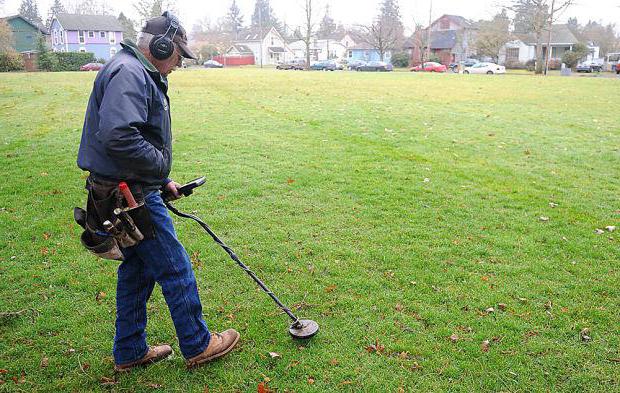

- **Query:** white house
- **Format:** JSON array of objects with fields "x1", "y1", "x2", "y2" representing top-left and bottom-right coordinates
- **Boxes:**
[
  {"x1": 499, "y1": 24, "x2": 600, "y2": 65},
  {"x1": 233, "y1": 26, "x2": 294, "y2": 66},
  {"x1": 288, "y1": 36, "x2": 347, "y2": 61}
]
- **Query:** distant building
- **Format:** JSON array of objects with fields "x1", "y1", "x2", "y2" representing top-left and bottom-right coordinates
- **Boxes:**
[
  {"x1": 1, "y1": 15, "x2": 50, "y2": 71},
  {"x1": 408, "y1": 14, "x2": 477, "y2": 65},
  {"x1": 49, "y1": 13, "x2": 123, "y2": 60},
  {"x1": 499, "y1": 24, "x2": 600, "y2": 65},
  {"x1": 232, "y1": 26, "x2": 294, "y2": 66}
]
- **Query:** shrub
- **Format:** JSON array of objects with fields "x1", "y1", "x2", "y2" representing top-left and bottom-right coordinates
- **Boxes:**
[
  {"x1": 390, "y1": 52, "x2": 410, "y2": 67},
  {"x1": 53, "y1": 52, "x2": 96, "y2": 71},
  {"x1": 0, "y1": 50, "x2": 24, "y2": 72},
  {"x1": 505, "y1": 60, "x2": 526, "y2": 69},
  {"x1": 38, "y1": 52, "x2": 59, "y2": 71},
  {"x1": 525, "y1": 59, "x2": 536, "y2": 71},
  {"x1": 548, "y1": 59, "x2": 562, "y2": 70},
  {"x1": 428, "y1": 55, "x2": 442, "y2": 64}
]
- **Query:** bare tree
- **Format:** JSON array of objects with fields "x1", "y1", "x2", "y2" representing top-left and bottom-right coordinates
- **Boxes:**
[
  {"x1": 475, "y1": 10, "x2": 511, "y2": 62},
  {"x1": 544, "y1": 0, "x2": 575, "y2": 74},
  {"x1": 508, "y1": 0, "x2": 574, "y2": 74},
  {"x1": 359, "y1": 0, "x2": 404, "y2": 62},
  {"x1": 298, "y1": 0, "x2": 317, "y2": 69},
  {"x1": 133, "y1": 0, "x2": 177, "y2": 27}
]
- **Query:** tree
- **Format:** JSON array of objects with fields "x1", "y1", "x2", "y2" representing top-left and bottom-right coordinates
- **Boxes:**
[
  {"x1": 0, "y1": 18, "x2": 14, "y2": 52},
  {"x1": 19, "y1": 0, "x2": 43, "y2": 25},
  {"x1": 474, "y1": 10, "x2": 511, "y2": 62},
  {"x1": 46, "y1": 0, "x2": 66, "y2": 27},
  {"x1": 118, "y1": 12, "x2": 137, "y2": 42},
  {"x1": 509, "y1": 0, "x2": 574, "y2": 74},
  {"x1": 298, "y1": 0, "x2": 317, "y2": 69},
  {"x1": 225, "y1": 0, "x2": 243, "y2": 40},
  {"x1": 317, "y1": 4, "x2": 336, "y2": 38},
  {"x1": 561, "y1": 42, "x2": 588, "y2": 68},
  {"x1": 251, "y1": 0, "x2": 280, "y2": 31},
  {"x1": 0, "y1": 19, "x2": 24, "y2": 72},
  {"x1": 133, "y1": 0, "x2": 177, "y2": 27},
  {"x1": 581, "y1": 20, "x2": 620, "y2": 57},
  {"x1": 359, "y1": 0, "x2": 404, "y2": 61}
]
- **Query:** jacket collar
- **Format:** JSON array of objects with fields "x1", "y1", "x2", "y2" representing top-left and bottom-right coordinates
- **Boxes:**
[{"x1": 120, "y1": 39, "x2": 168, "y2": 93}]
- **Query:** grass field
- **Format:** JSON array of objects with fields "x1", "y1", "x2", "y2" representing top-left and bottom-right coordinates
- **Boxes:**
[{"x1": 0, "y1": 68, "x2": 618, "y2": 392}]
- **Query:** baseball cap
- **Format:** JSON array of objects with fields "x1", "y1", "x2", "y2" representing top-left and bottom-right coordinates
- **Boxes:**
[{"x1": 141, "y1": 12, "x2": 197, "y2": 60}]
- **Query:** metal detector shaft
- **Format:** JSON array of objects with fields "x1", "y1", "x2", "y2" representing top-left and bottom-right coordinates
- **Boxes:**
[{"x1": 165, "y1": 201, "x2": 302, "y2": 327}]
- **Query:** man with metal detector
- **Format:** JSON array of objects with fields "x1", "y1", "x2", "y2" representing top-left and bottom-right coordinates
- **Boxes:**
[{"x1": 76, "y1": 12, "x2": 239, "y2": 371}]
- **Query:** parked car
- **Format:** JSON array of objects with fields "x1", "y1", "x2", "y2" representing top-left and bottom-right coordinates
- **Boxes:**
[
  {"x1": 449, "y1": 58, "x2": 478, "y2": 72},
  {"x1": 356, "y1": 61, "x2": 393, "y2": 72},
  {"x1": 203, "y1": 60, "x2": 223, "y2": 68},
  {"x1": 576, "y1": 61, "x2": 603, "y2": 73},
  {"x1": 616, "y1": 62, "x2": 620, "y2": 75},
  {"x1": 347, "y1": 59, "x2": 367, "y2": 70},
  {"x1": 79, "y1": 62, "x2": 104, "y2": 71},
  {"x1": 411, "y1": 62, "x2": 447, "y2": 73},
  {"x1": 276, "y1": 59, "x2": 305, "y2": 70},
  {"x1": 463, "y1": 62, "x2": 506, "y2": 75},
  {"x1": 310, "y1": 60, "x2": 338, "y2": 71}
]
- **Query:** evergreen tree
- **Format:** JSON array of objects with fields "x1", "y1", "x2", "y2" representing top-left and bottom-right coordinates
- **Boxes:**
[
  {"x1": 226, "y1": 0, "x2": 243, "y2": 39},
  {"x1": 118, "y1": 12, "x2": 137, "y2": 42},
  {"x1": 251, "y1": 0, "x2": 280, "y2": 31},
  {"x1": 379, "y1": 0, "x2": 404, "y2": 43},
  {"x1": 19, "y1": 0, "x2": 43, "y2": 25},
  {"x1": 317, "y1": 4, "x2": 336, "y2": 38},
  {"x1": 46, "y1": 0, "x2": 65, "y2": 27}
]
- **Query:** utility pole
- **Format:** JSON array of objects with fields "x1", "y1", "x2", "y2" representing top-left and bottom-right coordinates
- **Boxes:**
[
  {"x1": 259, "y1": 5, "x2": 263, "y2": 68},
  {"x1": 426, "y1": 0, "x2": 433, "y2": 63}
]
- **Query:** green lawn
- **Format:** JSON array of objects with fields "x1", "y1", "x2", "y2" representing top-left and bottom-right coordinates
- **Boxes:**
[{"x1": 0, "y1": 69, "x2": 618, "y2": 392}]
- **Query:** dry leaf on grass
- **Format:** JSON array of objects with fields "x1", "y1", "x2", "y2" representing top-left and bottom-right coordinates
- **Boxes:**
[
  {"x1": 268, "y1": 352, "x2": 280, "y2": 359},
  {"x1": 307, "y1": 377, "x2": 315, "y2": 384},
  {"x1": 40, "y1": 357, "x2": 48, "y2": 368},
  {"x1": 481, "y1": 340, "x2": 491, "y2": 352},
  {"x1": 324, "y1": 285, "x2": 336, "y2": 293},
  {"x1": 449, "y1": 334, "x2": 459, "y2": 343},
  {"x1": 100, "y1": 377, "x2": 118, "y2": 386},
  {"x1": 365, "y1": 339, "x2": 385, "y2": 354},
  {"x1": 329, "y1": 358, "x2": 339, "y2": 366}
]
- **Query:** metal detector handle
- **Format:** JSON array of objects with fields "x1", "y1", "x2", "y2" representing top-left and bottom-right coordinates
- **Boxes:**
[{"x1": 162, "y1": 176, "x2": 206, "y2": 201}]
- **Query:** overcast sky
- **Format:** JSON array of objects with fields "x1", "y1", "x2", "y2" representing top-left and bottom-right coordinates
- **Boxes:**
[{"x1": 2, "y1": 0, "x2": 620, "y2": 34}]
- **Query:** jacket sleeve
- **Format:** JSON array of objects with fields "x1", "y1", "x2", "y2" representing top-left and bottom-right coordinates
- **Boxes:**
[{"x1": 95, "y1": 65, "x2": 164, "y2": 178}]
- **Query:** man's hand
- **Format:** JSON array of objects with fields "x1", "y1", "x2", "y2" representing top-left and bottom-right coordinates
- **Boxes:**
[{"x1": 164, "y1": 181, "x2": 183, "y2": 201}]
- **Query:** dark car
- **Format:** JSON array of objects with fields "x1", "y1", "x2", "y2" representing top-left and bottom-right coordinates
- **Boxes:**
[
  {"x1": 277, "y1": 59, "x2": 305, "y2": 70},
  {"x1": 347, "y1": 59, "x2": 367, "y2": 70},
  {"x1": 310, "y1": 60, "x2": 338, "y2": 71},
  {"x1": 80, "y1": 62, "x2": 104, "y2": 71},
  {"x1": 356, "y1": 61, "x2": 393, "y2": 72},
  {"x1": 617, "y1": 62, "x2": 620, "y2": 75},
  {"x1": 203, "y1": 60, "x2": 223, "y2": 68},
  {"x1": 449, "y1": 58, "x2": 478, "y2": 72}
]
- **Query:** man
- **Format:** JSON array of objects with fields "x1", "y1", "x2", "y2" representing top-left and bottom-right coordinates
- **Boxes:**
[{"x1": 77, "y1": 12, "x2": 239, "y2": 371}]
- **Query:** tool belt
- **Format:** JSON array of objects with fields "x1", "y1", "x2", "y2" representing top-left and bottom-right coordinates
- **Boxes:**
[{"x1": 74, "y1": 176, "x2": 155, "y2": 261}]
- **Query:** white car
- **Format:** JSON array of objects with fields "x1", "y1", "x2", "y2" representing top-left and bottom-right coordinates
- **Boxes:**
[{"x1": 463, "y1": 62, "x2": 506, "y2": 75}]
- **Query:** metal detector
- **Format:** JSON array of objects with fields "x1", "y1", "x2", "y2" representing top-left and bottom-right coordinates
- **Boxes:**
[{"x1": 163, "y1": 178, "x2": 319, "y2": 340}]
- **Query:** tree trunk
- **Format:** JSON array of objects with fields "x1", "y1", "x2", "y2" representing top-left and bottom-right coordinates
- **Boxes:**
[{"x1": 535, "y1": 32, "x2": 544, "y2": 74}]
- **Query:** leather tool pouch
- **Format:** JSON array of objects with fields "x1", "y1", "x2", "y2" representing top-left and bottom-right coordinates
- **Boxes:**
[{"x1": 74, "y1": 177, "x2": 155, "y2": 261}]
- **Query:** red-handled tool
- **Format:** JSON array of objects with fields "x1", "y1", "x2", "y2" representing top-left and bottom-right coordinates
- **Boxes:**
[{"x1": 119, "y1": 182, "x2": 138, "y2": 208}]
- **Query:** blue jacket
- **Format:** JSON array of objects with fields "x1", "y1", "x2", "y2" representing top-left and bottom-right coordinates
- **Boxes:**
[{"x1": 77, "y1": 40, "x2": 172, "y2": 189}]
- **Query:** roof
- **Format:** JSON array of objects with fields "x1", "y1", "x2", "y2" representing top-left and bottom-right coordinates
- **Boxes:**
[
  {"x1": 54, "y1": 13, "x2": 123, "y2": 31},
  {"x1": 432, "y1": 14, "x2": 472, "y2": 29},
  {"x1": 517, "y1": 24, "x2": 581, "y2": 45},
  {"x1": 236, "y1": 26, "x2": 277, "y2": 42},
  {"x1": 430, "y1": 30, "x2": 457, "y2": 49},
  {"x1": 2, "y1": 15, "x2": 49, "y2": 34},
  {"x1": 268, "y1": 47, "x2": 285, "y2": 53},
  {"x1": 229, "y1": 44, "x2": 253, "y2": 54}
]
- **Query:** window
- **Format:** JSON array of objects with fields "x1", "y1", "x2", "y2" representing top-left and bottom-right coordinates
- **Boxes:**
[
  {"x1": 110, "y1": 47, "x2": 117, "y2": 57},
  {"x1": 109, "y1": 32, "x2": 116, "y2": 44},
  {"x1": 348, "y1": 50, "x2": 352, "y2": 58},
  {"x1": 271, "y1": 37, "x2": 275, "y2": 45},
  {"x1": 100, "y1": 31, "x2": 106, "y2": 38},
  {"x1": 78, "y1": 30, "x2": 85, "y2": 43},
  {"x1": 440, "y1": 19, "x2": 450, "y2": 30},
  {"x1": 60, "y1": 30, "x2": 64, "y2": 44},
  {"x1": 54, "y1": 30, "x2": 58, "y2": 45},
  {"x1": 88, "y1": 31, "x2": 94, "y2": 38},
  {"x1": 79, "y1": 47, "x2": 86, "y2": 53},
  {"x1": 506, "y1": 48, "x2": 519, "y2": 60}
]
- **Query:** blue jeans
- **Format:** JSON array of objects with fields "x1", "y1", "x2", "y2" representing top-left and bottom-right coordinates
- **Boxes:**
[{"x1": 113, "y1": 191, "x2": 211, "y2": 365}]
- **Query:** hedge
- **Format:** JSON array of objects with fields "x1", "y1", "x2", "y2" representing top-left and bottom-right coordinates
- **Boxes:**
[
  {"x1": 0, "y1": 50, "x2": 24, "y2": 72},
  {"x1": 39, "y1": 52, "x2": 96, "y2": 71}
]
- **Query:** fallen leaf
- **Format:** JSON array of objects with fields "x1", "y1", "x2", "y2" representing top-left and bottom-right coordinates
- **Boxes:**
[
  {"x1": 485, "y1": 307, "x2": 495, "y2": 314},
  {"x1": 481, "y1": 340, "x2": 491, "y2": 352},
  {"x1": 449, "y1": 334, "x2": 459, "y2": 343},
  {"x1": 329, "y1": 358, "x2": 339, "y2": 366},
  {"x1": 411, "y1": 362, "x2": 423, "y2": 371},
  {"x1": 324, "y1": 285, "x2": 336, "y2": 293},
  {"x1": 80, "y1": 362, "x2": 90, "y2": 372},
  {"x1": 268, "y1": 352, "x2": 280, "y2": 359},
  {"x1": 307, "y1": 377, "x2": 315, "y2": 384},
  {"x1": 11, "y1": 371, "x2": 25, "y2": 384},
  {"x1": 580, "y1": 328, "x2": 591, "y2": 342},
  {"x1": 40, "y1": 357, "x2": 49, "y2": 368},
  {"x1": 606, "y1": 226, "x2": 616, "y2": 232},
  {"x1": 481, "y1": 276, "x2": 490, "y2": 282},
  {"x1": 287, "y1": 178, "x2": 295, "y2": 184},
  {"x1": 146, "y1": 383, "x2": 162, "y2": 389},
  {"x1": 365, "y1": 339, "x2": 385, "y2": 354},
  {"x1": 498, "y1": 303, "x2": 507, "y2": 311},
  {"x1": 0, "y1": 370, "x2": 7, "y2": 374},
  {"x1": 339, "y1": 380, "x2": 353, "y2": 386},
  {"x1": 549, "y1": 202, "x2": 558, "y2": 208},
  {"x1": 539, "y1": 216, "x2": 549, "y2": 222},
  {"x1": 257, "y1": 382, "x2": 270, "y2": 393},
  {"x1": 594, "y1": 229, "x2": 605, "y2": 235},
  {"x1": 394, "y1": 303, "x2": 404, "y2": 312},
  {"x1": 95, "y1": 292, "x2": 106, "y2": 303},
  {"x1": 423, "y1": 178, "x2": 430, "y2": 183},
  {"x1": 43, "y1": 232, "x2": 51, "y2": 240}
]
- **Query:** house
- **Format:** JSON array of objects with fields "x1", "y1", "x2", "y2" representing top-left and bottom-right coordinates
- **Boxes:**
[
  {"x1": 408, "y1": 14, "x2": 477, "y2": 65},
  {"x1": 232, "y1": 26, "x2": 294, "y2": 66},
  {"x1": 288, "y1": 35, "x2": 347, "y2": 61},
  {"x1": 215, "y1": 44, "x2": 255, "y2": 66},
  {"x1": 1, "y1": 15, "x2": 50, "y2": 71},
  {"x1": 49, "y1": 13, "x2": 123, "y2": 60},
  {"x1": 499, "y1": 24, "x2": 599, "y2": 66},
  {"x1": 342, "y1": 31, "x2": 392, "y2": 63}
]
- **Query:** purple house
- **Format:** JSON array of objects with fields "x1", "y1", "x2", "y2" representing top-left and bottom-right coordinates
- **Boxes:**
[{"x1": 50, "y1": 13, "x2": 123, "y2": 60}]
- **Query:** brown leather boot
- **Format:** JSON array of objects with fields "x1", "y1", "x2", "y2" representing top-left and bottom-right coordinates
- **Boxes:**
[
  {"x1": 114, "y1": 345, "x2": 173, "y2": 372},
  {"x1": 185, "y1": 329, "x2": 240, "y2": 369}
]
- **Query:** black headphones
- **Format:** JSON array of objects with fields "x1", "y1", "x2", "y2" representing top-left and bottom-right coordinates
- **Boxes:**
[{"x1": 149, "y1": 11, "x2": 180, "y2": 60}]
